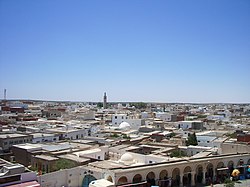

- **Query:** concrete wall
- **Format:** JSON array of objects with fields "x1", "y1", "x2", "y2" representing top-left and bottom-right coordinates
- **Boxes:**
[{"x1": 221, "y1": 142, "x2": 250, "y2": 154}]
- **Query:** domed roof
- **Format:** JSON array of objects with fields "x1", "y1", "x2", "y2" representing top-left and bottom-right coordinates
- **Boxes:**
[
  {"x1": 120, "y1": 152, "x2": 134, "y2": 162},
  {"x1": 119, "y1": 122, "x2": 131, "y2": 130}
]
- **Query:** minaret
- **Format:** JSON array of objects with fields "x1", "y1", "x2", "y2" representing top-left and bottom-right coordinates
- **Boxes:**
[
  {"x1": 4, "y1": 89, "x2": 6, "y2": 100},
  {"x1": 103, "y1": 92, "x2": 107, "y2": 109}
]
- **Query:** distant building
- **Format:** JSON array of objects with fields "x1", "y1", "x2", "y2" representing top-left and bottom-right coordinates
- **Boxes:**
[
  {"x1": 46, "y1": 126, "x2": 88, "y2": 140},
  {"x1": 42, "y1": 109, "x2": 62, "y2": 119},
  {"x1": 31, "y1": 133, "x2": 59, "y2": 143},
  {"x1": 112, "y1": 114, "x2": 144, "y2": 130},
  {"x1": 155, "y1": 112, "x2": 177, "y2": 122},
  {"x1": 0, "y1": 133, "x2": 33, "y2": 152},
  {"x1": 75, "y1": 109, "x2": 95, "y2": 120},
  {"x1": 237, "y1": 133, "x2": 250, "y2": 143},
  {"x1": 176, "y1": 121, "x2": 204, "y2": 130}
]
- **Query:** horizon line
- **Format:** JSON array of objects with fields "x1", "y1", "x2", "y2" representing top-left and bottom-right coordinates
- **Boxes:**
[{"x1": 1, "y1": 98, "x2": 250, "y2": 105}]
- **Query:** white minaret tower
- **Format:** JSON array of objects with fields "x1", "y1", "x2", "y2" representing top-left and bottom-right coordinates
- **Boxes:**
[
  {"x1": 4, "y1": 89, "x2": 6, "y2": 100},
  {"x1": 103, "y1": 92, "x2": 107, "y2": 109}
]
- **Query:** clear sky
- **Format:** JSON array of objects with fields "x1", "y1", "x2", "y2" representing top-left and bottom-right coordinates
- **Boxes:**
[{"x1": 0, "y1": 0, "x2": 250, "y2": 103}]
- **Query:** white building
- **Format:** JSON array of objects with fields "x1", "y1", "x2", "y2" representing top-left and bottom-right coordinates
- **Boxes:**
[
  {"x1": 207, "y1": 115, "x2": 225, "y2": 121},
  {"x1": 37, "y1": 153, "x2": 250, "y2": 187},
  {"x1": 196, "y1": 135, "x2": 217, "y2": 147},
  {"x1": 155, "y1": 112, "x2": 176, "y2": 122},
  {"x1": 112, "y1": 114, "x2": 144, "y2": 130},
  {"x1": 31, "y1": 133, "x2": 59, "y2": 143},
  {"x1": 195, "y1": 131, "x2": 227, "y2": 150},
  {"x1": 185, "y1": 145, "x2": 214, "y2": 156},
  {"x1": 176, "y1": 121, "x2": 203, "y2": 130},
  {"x1": 74, "y1": 146, "x2": 109, "y2": 161},
  {"x1": 46, "y1": 126, "x2": 88, "y2": 140}
]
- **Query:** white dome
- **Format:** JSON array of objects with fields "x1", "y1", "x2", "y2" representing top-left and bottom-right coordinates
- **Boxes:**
[
  {"x1": 119, "y1": 122, "x2": 131, "y2": 130},
  {"x1": 120, "y1": 153, "x2": 134, "y2": 162}
]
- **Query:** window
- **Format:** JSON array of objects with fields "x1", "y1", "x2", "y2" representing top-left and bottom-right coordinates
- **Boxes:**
[
  {"x1": 4, "y1": 142, "x2": 7, "y2": 145},
  {"x1": 149, "y1": 161, "x2": 153, "y2": 163},
  {"x1": 98, "y1": 156, "x2": 101, "y2": 160},
  {"x1": 115, "y1": 116, "x2": 117, "y2": 119},
  {"x1": 207, "y1": 141, "x2": 210, "y2": 143}
]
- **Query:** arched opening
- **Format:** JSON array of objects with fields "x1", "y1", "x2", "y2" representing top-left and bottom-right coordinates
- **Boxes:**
[
  {"x1": 196, "y1": 165, "x2": 203, "y2": 184},
  {"x1": 206, "y1": 163, "x2": 214, "y2": 185},
  {"x1": 82, "y1": 175, "x2": 96, "y2": 187},
  {"x1": 106, "y1": 175, "x2": 113, "y2": 183},
  {"x1": 172, "y1": 168, "x2": 180, "y2": 187},
  {"x1": 217, "y1": 162, "x2": 225, "y2": 169},
  {"x1": 183, "y1": 166, "x2": 192, "y2": 186},
  {"x1": 216, "y1": 162, "x2": 228, "y2": 183},
  {"x1": 159, "y1": 170, "x2": 168, "y2": 179},
  {"x1": 159, "y1": 170, "x2": 169, "y2": 187},
  {"x1": 227, "y1": 160, "x2": 234, "y2": 174},
  {"x1": 146, "y1": 172, "x2": 156, "y2": 186},
  {"x1": 118, "y1": 176, "x2": 128, "y2": 185},
  {"x1": 237, "y1": 159, "x2": 244, "y2": 166},
  {"x1": 133, "y1": 174, "x2": 142, "y2": 183}
]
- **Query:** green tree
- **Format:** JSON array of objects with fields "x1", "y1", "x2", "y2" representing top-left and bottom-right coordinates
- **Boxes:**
[
  {"x1": 170, "y1": 150, "x2": 187, "y2": 158},
  {"x1": 122, "y1": 134, "x2": 131, "y2": 139},
  {"x1": 110, "y1": 133, "x2": 119, "y2": 138},
  {"x1": 186, "y1": 132, "x2": 198, "y2": 146},
  {"x1": 55, "y1": 159, "x2": 76, "y2": 171},
  {"x1": 130, "y1": 102, "x2": 147, "y2": 109},
  {"x1": 97, "y1": 102, "x2": 103, "y2": 108},
  {"x1": 224, "y1": 178, "x2": 235, "y2": 187},
  {"x1": 169, "y1": 132, "x2": 176, "y2": 138},
  {"x1": 226, "y1": 132, "x2": 237, "y2": 139}
]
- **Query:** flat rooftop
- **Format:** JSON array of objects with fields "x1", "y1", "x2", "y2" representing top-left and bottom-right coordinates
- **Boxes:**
[
  {"x1": 0, "y1": 134, "x2": 30, "y2": 139},
  {"x1": 34, "y1": 155, "x2": 59, "y2": 161},
  {"x1": 58, "y1": 154, "x2": 90, "y2": 163},
  {"x1": 30, "y1": 133, "x2": 56, "y2": 138},
  {"x1": 12, "y1": 143, "x2": 42, "y2": 150}
]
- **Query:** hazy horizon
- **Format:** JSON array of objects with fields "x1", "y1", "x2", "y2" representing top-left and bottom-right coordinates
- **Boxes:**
[{"x1": 1, "y1": 0, "x2": 250, "y2": 103}]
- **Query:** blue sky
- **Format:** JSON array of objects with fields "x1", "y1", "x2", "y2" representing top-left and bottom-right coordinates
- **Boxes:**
[{"x1": 0, "y1": 0, "x2": 249, "y2": 103}]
